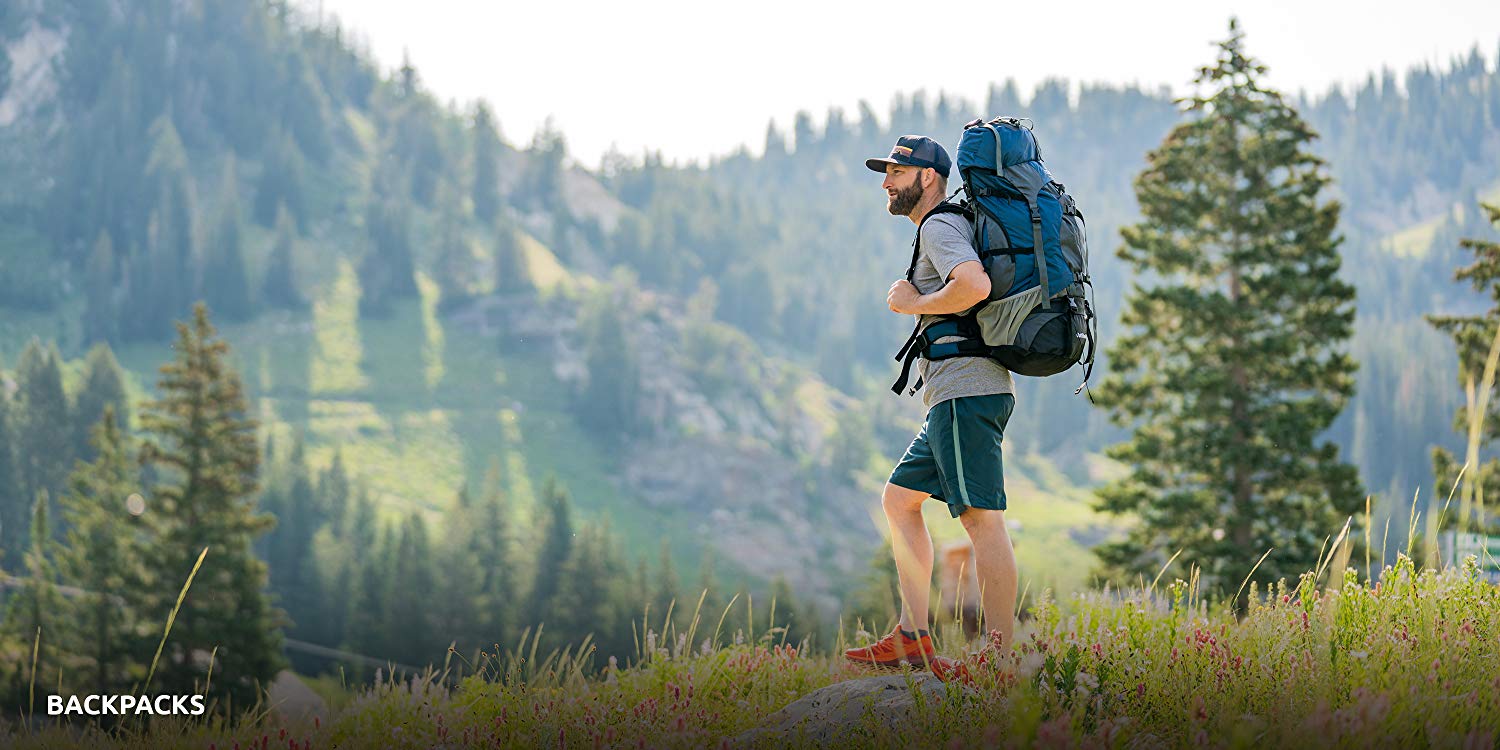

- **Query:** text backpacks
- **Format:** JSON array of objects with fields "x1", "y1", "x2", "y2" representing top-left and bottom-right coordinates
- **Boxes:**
[{"x1": 892, "y1": 117, "x2": 1098, "y2": 396}]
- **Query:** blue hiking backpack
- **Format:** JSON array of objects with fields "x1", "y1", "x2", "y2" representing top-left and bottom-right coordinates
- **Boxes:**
[{"x1": 892, "y1": 117, "x2": 1098, "y2": 396}]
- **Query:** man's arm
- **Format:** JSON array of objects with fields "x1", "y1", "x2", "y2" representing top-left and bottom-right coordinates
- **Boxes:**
[{"x1": 888, "y1": 260, "x2": 990, "y2": 315}]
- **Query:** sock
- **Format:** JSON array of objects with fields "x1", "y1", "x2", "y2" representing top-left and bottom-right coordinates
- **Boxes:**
[{"x1": 900, "y1": 628, "x2": 931, "y2": 640}]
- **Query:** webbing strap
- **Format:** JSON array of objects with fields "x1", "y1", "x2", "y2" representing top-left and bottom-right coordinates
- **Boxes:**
[{"x1": 1026, "y1": 196, "x2": 1049, "y2": 303}]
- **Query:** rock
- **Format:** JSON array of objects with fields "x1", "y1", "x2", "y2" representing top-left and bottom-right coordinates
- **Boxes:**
[
  {"x1": 733, "y1": 674, "x2": 975, "y2": 748},
  {"x1": 266, "y1": 670, "x2": 328, "y2": 723}
]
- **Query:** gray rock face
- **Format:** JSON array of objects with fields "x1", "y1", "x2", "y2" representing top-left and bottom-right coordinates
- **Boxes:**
[{"x1": 733, "y1": 674, "x2": 976, "y2": 748}]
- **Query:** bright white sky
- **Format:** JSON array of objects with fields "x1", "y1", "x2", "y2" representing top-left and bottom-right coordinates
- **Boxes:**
[{"x1": 304, "y1": 0, "x2": 1500, "y2": 168}]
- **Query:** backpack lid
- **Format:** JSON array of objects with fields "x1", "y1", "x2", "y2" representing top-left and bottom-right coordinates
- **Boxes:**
[{"x1": 956, "y1": 119, "x2": 1041, "y2": 175}]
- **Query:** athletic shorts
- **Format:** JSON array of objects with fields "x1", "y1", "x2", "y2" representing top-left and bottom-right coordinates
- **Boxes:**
[{"x1": 888, "y1": 392, "x2": 1014, "y2": 518}]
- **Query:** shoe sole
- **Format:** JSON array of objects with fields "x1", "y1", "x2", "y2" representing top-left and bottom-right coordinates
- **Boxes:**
[{"x1": 844, "y1": 654, "x2": 937, "y2": 669}]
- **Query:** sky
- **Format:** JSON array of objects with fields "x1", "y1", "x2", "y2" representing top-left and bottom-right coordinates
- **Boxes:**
[{"x1": 303, "y1": 0, "x2": 1500, "y2": 168}]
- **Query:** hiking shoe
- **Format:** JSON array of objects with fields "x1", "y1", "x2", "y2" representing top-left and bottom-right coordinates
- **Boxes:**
[
  {"x1": 928, "y1": 654, "x2": 973, "y2": 685},
  {"x1": 844, "y1": 627, "x2": 936, "y2": 667}
]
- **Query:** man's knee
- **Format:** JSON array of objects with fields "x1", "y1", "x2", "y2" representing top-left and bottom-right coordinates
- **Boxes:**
[
  {"x1": 958, "y1": 506, "x2": 1006, "y2": 532},
  {"x1": 882, "y1": 482, "x2": 927, "y2": 515}
]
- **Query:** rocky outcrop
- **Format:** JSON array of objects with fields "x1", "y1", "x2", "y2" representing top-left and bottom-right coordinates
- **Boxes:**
[{"x1": 733, "y1": 674, "x2": 977, "y2": 748}]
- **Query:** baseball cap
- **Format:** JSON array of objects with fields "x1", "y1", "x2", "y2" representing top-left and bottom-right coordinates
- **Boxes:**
[{"x1": 865, "y1": 135, "x2": 951, "y2": 179}]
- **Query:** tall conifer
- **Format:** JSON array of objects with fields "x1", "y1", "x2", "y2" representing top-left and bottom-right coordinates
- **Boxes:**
[
  {"x1": 1093, "y1": 21, "x2": 1362, "y2": 602},
  {"x1": 136, "y1": 303, "x2": 282, "y2": 707}
]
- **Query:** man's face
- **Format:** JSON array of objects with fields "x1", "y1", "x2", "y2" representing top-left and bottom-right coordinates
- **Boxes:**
[{"x1": 883, "y1": 165, "x2": 925, "y2": 216}]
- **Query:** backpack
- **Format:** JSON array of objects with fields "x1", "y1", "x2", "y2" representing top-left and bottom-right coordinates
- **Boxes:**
[{"x1": 891, "y1": 116, "x2": 1098, "y2": 397}]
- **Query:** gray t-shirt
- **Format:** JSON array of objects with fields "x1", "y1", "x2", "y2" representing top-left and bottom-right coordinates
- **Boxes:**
[{"x1": 910, "y1": 212, "x2": 1015, "y2": 408}]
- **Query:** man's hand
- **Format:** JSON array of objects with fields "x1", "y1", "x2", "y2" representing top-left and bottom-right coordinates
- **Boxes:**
[{"x1": 888, "y1": 279, "x2": 921, "y2": 314}]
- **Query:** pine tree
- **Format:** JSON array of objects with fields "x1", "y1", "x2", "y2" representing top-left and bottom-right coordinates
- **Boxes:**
[
  {"x1": 650, "y1": 539, "x2": 680, "y2": 633},
  {"x1": 262, "y1": 204, "x2": 306, "y2": 310},
  {"x1": 358, "y1": 197, "x2": 418, "y2": 317},
  {"x1": 551, "y1": 522, "x2": 621, "y2": 658},
  {"x1": 472, "y1": 102, "x2": 502, "y2": 223},
  {"x1": 0, "y1": 360, "x2": 23, "y2": 558},
  {"x1": 578, "y1": 294, "x2": 640, "y2": 438},
  {"x1": 434, "y1": 484, "x2": 484, "y2": 654},
  {"x1": 471, "y1": 464, "x2": 514, "y2": 647},
  {"x1": 265, "y1": 436, "x2": 319, "y2": 641},
  {"x1": 57, "y1": 406, "x2": 143, "y2": 694},
  {"x1": 525, "y1": 477, "x2": 574, "y2": 630},
  {"x1": 136, "y1": 303, "x2": 283, "y2": 707},
  {"x1": 140, "y1": 115, "x2": 200, "y2": 340},
  {"x1": 493, "y1": 218, "x2": 530, "y2": 294},
  {"x1": 1, "y1": 492, "x2": 63, "y2": 695},
  {"x1": 434, "y1": 191, "x2": 475, "y2": 312},
  {"x1": 254, "y1": 129, "x2": 308, "y2": 229},
  {"x1": 1427, "y1": 201, "x2": 1500, "y2": 531},
  {"x1": 319, "y1": 449, "x2": 351, "y2": 530},
  {"x1": 387, "y1": 513, "x2": 440, "y2": 666},
  {"x1": 73, "y1": 343, "x2": 131, "y2": 465},
  {"x1": 14, "y1": 339, "x2": 74, "y2": 510},
  {"x1": 204, "y1": 158, "x2": 254, "y2": 322},
  {"x1": 767, "y1": 575, "x2": 808, "y2": 647},
  {"x1": 1092, "y1": 21, "x2": 1362, "y2": 604}
]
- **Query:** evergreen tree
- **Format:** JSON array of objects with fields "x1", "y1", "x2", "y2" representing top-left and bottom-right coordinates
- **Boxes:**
[
  {"x1": 767, "y1": 575, "x2": 809, "y2": 647},
  {"x1": 204, "y1": 158, "x2": 254, "y2": 322},
  {"x1": 57, "y1": 406, "x2": 142, "y2": 694},
  {"x1": 493, "y1": 218, "x2": 530, "y2": 294},
  {"x1": 358, "y1": 197, "x2": 418, "y2": 317},
  {"x1": 551, "y1": 522, "x2": 622, "y2": 659},
  {"x1": 578, "y1": 294, "x2": 640, "y2": 438},
  {"x1": 650, "y1": 539, "x2": 680, "y2": 632},
  {"x1": 525, "y1": 477, "x2": 574, "y2": 630},
  {"x1": 343, "y1": 497, "x2": 390, "y2": 665},
  {"x1": 434, "y1": 484, "x2": 484, "y2": 654},
  {"x1": 0, "y1": 360, "x2": 22, "y2": 559},
  {"x1": 137, "y1": 115, "x2": 200, "y2": 341},
  {"x1": 254, "y1": 129, "x2": 308, "y2": 229},
  {"x1": 434, "y1": 191, "x2": 475, "y2": 312},
  {"x1": 73, "y1": 343, "x2": 131, "y2": 465},
  {"x1": 319, "y1": 449, "x2": 351, "y2": 530},
  {"x1": 1427, "y1": 201, "x2": 1500, "y2": 531},
  {"x1": 262, "y1": 203, "x2": 305, "y2": 310},
  {"x1": 471, "y1": 467, "x2": 514, "y2": 647},
  {"x1": 264, "y1": 436, "x2": 319, "y2": 641},
  {"x1": 14, "y1": 339, "x2": 74, "y2": 510},
  {"x1": 84, "y1": 230, "x2": 119, "y2": 344},
  {"x1": 471, "y1": 102, "x2": 502, "y2": 223},
  {"x1": 1, "y1": 492, "x2": 63, "y2": 696},
  {"x1": 1092, "y1": 21, "x2": 1363, "y2": 603},
  {"x1": 387, "y1": 513, "x2": 441, "y2": 666},
  {"x1": 136, "y1": 303, "x2": 283, "y2": 707}
]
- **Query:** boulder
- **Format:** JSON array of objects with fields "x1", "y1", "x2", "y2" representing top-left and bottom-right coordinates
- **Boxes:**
[{"x1": 733, "y1": 674, "x2": 976, "y2": 748}]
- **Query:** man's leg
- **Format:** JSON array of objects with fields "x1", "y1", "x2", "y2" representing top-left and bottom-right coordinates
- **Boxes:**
[
  {"x1": 882, "y1": 482, "x2": 934, "y2": 633},
  {"x1": 957, "y1": 507, "x2": 1017, "y2": 649}
]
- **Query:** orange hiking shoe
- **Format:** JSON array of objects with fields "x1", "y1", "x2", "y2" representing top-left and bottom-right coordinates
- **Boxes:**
[
  {"x1": 928, "y1": 654, "x2": 973, "y2": 685},
  {"x1": 844, "y1": 627, "x2": 936, "y2": 667}
]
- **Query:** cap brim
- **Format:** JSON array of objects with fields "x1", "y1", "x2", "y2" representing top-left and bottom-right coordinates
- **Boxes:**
[{"x1": 865, "y1": 157, "x2": 900, "y2": 173}]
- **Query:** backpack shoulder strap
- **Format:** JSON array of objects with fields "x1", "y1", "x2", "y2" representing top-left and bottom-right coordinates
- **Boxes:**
[{"x1": 905, "y1": 202, "x2": 974, "y2": 281}]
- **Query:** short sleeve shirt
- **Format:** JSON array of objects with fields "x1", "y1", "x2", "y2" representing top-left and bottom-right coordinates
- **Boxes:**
[{"x1": 910, "y1": 212, "x2": 1016, "y2": 408}]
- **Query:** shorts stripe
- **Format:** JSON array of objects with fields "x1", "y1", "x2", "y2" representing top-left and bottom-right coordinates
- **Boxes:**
[{"x1": 950, "y1": 400, "x2": 971, "y2": 507}]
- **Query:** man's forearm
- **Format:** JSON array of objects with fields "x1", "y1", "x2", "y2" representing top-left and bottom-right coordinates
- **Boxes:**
[{"x1": 907, "y1": 282, "x2": 987, "y2": 315}]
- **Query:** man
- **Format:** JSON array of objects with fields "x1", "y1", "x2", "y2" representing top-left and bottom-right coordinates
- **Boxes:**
[{"x1": 844, "y1": 136, "x2": 1019, "y2": 677}]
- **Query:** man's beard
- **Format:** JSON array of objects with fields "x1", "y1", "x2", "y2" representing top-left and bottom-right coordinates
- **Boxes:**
[{"x1": 887, "y1": 178, "x2": 924, "y2": 216}]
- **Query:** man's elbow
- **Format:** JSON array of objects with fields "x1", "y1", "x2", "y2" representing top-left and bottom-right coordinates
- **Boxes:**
[{"x1": 962, "y1": 275, "x2": 991, "y2": 308}]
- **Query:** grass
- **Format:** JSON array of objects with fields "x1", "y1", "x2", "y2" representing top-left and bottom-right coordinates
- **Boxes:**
[{"x1": 5, "y1": 548, "x2": 1499, "y2": 748}]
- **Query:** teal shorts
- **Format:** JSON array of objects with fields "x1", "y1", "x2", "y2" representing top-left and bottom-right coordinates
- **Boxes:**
[{"x1": 888, "y1": 393, "x2": 1015, "y2": 518}]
